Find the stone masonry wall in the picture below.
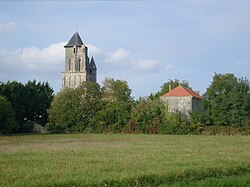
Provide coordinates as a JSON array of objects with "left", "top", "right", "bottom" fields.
[
  {"left": 160, "top": 96, "right": 193, "bottom": 115},
  {"left": 62, "top": 72, "right": 87, "bottom": 88}
]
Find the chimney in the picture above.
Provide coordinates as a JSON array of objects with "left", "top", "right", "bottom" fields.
[{"left": 169, "top": 85, "right": 172, "bottom": 92}]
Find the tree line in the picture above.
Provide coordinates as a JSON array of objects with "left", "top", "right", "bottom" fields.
[
  {"left": 0, "top": 80, "right": 53, "bottom": 133},
  {"left": 1, "top": 73, "right": 250, "bottom": 134}
]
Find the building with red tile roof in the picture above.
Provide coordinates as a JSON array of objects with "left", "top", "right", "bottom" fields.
[{"left": 160, "top": 86, "right": 203, "bottom": 115}]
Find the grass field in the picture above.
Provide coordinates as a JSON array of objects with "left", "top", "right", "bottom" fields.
[{"left": 0, "top": 134, "right": 249, "bottom": 186}]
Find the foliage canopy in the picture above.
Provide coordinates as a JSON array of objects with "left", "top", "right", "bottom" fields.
[
  {"left": 0, "top": 96, "right": 18, "bottom": 133},
  {"left": 47, "top": 82, "right": 103, "bottom": 133},
  {"left": 1, "top": 74, "right": 249, "bottom": 134},
  {"left": 203, "top": 73, "right": 250, "bottom": 126},
  {"left": 0, "top": 80, "right": 54, "bottom": 132},
  {"left": 102, "top": 77, "right": 132, "bottom": 102}
]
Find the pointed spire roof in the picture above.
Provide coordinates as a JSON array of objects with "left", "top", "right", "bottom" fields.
[
  {"left": 161, "top": 86, "right": 203, "bottom": 99},
  {"left": 89, "top": 57, "right": 97, "bottom": 70},
  {"left": 64, "top": 32, "right": 84, "bottom": 47}
]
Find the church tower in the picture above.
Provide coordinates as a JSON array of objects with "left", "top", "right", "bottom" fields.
[{"left": 62, "top": 32, "right": 97, "bottom": 88}]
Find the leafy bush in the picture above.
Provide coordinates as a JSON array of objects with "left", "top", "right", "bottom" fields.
[
  {"left": 90, "top": 101, "right": 132, "bottom": 133},
  {"left": 159, "top": 111, "right": 200, "bottom": 135},
  {"left": 202, "top": 125, "right": 250, "bottom": 135},
  {"left": 127, "top": 99, "right": 165, "bottom": 134}
]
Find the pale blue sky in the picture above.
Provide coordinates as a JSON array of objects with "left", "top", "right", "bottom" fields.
[{"left": 0, "top": 0, "right": 250, "bottom": 98}]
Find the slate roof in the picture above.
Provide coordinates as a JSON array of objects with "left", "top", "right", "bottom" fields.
[
  {"left": 64, "top": 32, "right": 84, "bottom": 47},
  {"left": 161, "top": 86, "right": 203, "bottom": 99},
  {"left": 89, "top": 57, "right": 97, "bottom": 70}
]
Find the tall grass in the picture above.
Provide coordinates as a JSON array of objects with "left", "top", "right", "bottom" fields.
[{"left": 0, "top": 134, "right": 249, "bottom": 186}]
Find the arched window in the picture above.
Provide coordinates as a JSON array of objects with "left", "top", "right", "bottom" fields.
[
  {"left": 68, "top": 59, "right": 72, "bottom": 71},
  {"left": 78, "top": 59, "right": 81, "bottom": 71}
]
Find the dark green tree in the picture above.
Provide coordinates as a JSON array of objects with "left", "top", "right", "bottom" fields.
[
  {"left": 204, "top": 73, "right": 250, "bottom": 126},
  {"left": 0, "top": 81, "right": 25, "bottom": 127},
  {"left": 24, "top": 80, "right": 54, "bottom": 125},
  {"left": 0, "top": 80, "right": 54, "bottom": 132},
  {"left": 0, "top": 96, "right": 19, "bottom": 133},
  {"left": 47, "top": 82, "right": 103, "bottom": 133}
]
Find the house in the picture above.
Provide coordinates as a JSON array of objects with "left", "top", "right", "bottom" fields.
[{"left": 160, "top": 86, "right": 203, "bottom": 115}]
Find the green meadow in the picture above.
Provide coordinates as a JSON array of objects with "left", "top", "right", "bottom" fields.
[{"left": 0, "top": 134, "right": 249, "bottom": 186}]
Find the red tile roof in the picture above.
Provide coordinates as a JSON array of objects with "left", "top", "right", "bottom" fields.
[{"left": 161, "top": 86, "right": 203, "bottom": 99}]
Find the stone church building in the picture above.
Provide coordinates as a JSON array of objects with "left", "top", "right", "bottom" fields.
[
  {"left": 160, "top": 86, "right": 203, "bottom": 115},
  {"left": 62, "top": 32, "right": 97, "bottom": 88}
]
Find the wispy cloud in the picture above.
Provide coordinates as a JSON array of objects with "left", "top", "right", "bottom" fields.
[
  {"left": 0, "top": 42, "right": 66, "bottom": 82},
  {"left": 20, "top": 42, "right": 66, "bottom": 66},
  {"left": 234, "top": 60, "right": 250, "bottom": 66},
  {"left": 182, "top": 44, "right": 208, "bottom": 57},
  {"left": 135, "top": 59, "right": 161, "bottom": 71},
  {"left": 0, "top": 21, "right": 15, "bottom": 34},
  {"left": 87, "top": 44, "right": 102, "bottom": 56},
  {"left": 105, "top": 48, "right": 130, "bottom": 62},
  {"left": 165, "top": 63, "right": 175, "bottom": 71}
]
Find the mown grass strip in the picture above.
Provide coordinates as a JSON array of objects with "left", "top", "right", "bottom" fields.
[
  {"left": 94, "top": 166, "right": 250, "bottom": 187},
  {"left": 41, "top": 166, "right": 250, "bottom": 187},
  {"left": 1, "top": 134, "right": 249, "bottom": 187}
]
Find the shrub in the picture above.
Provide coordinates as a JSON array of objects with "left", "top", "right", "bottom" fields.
[{"left": 128, "top": 99, "right": 165, "bottom": 134}]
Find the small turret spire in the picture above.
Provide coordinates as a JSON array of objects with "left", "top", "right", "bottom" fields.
[{"left": 90, "top": 57, "right": 97, "bottom": 70}]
